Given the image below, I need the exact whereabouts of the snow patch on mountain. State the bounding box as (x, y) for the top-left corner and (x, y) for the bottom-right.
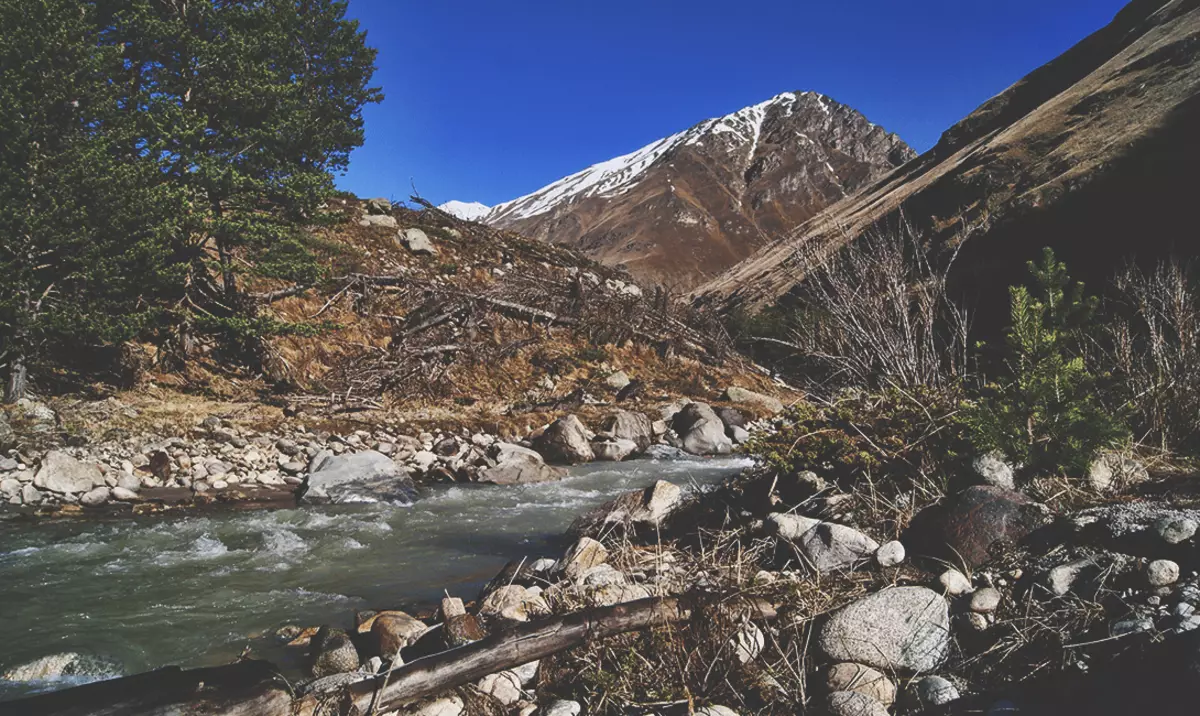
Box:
(438, 200), (492, 221)
(486, 91), (828, 224)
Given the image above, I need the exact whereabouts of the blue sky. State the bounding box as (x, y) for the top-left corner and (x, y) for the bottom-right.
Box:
(337, 0), (1130, 208)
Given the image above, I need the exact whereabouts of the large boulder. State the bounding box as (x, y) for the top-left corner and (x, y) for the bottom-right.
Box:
(478, 443), (564, 485)
(818, 587), (951, 673)
(533, 415), (595, 464)
(598, 411), (653, 453)
(33, 450), (103, 495)
(671, 403), (732, 456)
(767, 513), (879, 573)
(359, 214), (398, 229)
(722, 386), (785, 415)
(303, 450), (417, 504)
(907, 485), (1053, 568)
(569, 480), (685, 539)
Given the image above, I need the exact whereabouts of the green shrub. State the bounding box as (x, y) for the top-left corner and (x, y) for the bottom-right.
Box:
(742, 388), (969, 495)
(962, 249), (1126, 475)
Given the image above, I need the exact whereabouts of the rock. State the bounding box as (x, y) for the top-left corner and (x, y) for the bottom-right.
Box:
(876, 541), (906, 568)
(1, 652), (122, 682)
(304, 450), (416, 504)
(1110, 617), (1153, 637)
(20, 483), (41, 505)
(828, 691), (889, 716)
(570, 480), (685, 538)
(592, 437), (638, 462)
(369, 611), (430, 656)
(410, 451), (438, 472)
(972, 451), (1017, 490)
(478, 442), (564, 485)
(311, 627), (360, 677)
(1149, 559), (1181, 587)
(970, 587), (1002, 613)
(586, 583), (651, 606)
(605, 371), (631, 390)
(559, 537), (608, 580)
(965, 612), (990, 632)
(400, 228), (437, 256)
(479, 585), (549, 622)
(443, 613), (486, 648)
(1156, 517), (1198, 545)
(939, 568), (974, 596)
(102, 484), (136, 502)
(476, 671), (523, 705)
(695, 706), (738, 716)
(729, 425), (750, 444)
(0, 456), (18, 472)
(671, 403), (732, 455)
(766, 513), (879, 573)
(1088, 452), (1149, 492)
(0, 413), (14, 451)
(713, 406), (747, 429)
(365, 197), (393, 214)
(721, 386), (785, 415)
(733, 622), (765, 663)
(1045, 558), (1097, 597)
(511, 659), (539, 686)
(913, 675), (960, 707)
(826, 662), (896, 706)
(116, 472), (141, 492)
(818, 587), (951, 673)
(598, 411), (654, 452)
(33, 450), (103, 494)
(79, 486), (111, 507)
(396, 693), (465, 716)
(910, 485), (1053, 568)
(359, 214), (398, 228)
(542, 701), (582, 716)
(533, 415), (595, 464)
(0, 477), (19, 498)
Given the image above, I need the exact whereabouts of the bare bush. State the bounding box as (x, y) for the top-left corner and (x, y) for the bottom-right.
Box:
(785, 221), (969, 394)
(1103, 259), (1200, 453)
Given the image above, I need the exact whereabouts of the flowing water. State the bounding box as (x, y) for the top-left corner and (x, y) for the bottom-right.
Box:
(0, 454), (751, 701)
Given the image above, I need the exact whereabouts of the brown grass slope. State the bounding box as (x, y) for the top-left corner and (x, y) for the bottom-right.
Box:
(694, 0), (1200, 328)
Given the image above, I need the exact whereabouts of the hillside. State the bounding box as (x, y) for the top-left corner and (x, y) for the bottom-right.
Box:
(695, 0), (1200, 326)
(453, 92), (913, 290)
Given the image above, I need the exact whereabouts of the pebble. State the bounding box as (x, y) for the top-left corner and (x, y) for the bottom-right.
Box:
(913, 675), (960, 706)
(965, 612), (990, 632)
(939, 568), (974, 596)
(826, 662), (896, 705)
(970, 587), (1002, 613)
(1110, 617), (1154, 637)
(1148, 559), (1180, 587)
(542, 701), (582, 716)
(1173, 602), (1195, 618)
(875, 541), (905, 568)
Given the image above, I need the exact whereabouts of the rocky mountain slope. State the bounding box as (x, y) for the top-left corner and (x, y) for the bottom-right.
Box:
(695, 0), (1200, 326)
(455, 92), (913, 289)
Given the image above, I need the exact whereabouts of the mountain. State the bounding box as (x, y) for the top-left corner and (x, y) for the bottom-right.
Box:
(474, 92), (914, 289)
(695, 0), (1200, 328)
(438, 200), (492, 222)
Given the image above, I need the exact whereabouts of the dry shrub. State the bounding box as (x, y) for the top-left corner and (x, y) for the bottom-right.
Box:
(785, 221), (969, 396)
(1102, 259), (1200, 455)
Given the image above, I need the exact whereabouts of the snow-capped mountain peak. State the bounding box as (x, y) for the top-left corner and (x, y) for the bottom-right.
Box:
(438, 200), (492, 222)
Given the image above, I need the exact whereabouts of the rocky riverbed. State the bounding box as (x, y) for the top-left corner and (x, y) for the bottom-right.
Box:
(0, 387), (783, 517)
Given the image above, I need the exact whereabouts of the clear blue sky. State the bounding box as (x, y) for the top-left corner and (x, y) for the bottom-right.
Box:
(336, 0), (1130, 207)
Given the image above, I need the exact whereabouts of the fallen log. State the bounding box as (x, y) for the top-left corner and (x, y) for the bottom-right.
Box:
(5, 595), (775, 716)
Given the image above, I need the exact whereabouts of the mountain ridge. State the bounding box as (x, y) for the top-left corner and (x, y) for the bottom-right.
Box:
(445, 91), (914, 288)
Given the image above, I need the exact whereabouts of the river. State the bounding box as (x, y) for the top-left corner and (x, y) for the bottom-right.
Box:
(0, 453), (751, 701)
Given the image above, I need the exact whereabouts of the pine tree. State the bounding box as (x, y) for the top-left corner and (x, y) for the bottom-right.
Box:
(964, 248), (1127, 475)
(98, 0), (382, 363)
(0, 0), (184, 401)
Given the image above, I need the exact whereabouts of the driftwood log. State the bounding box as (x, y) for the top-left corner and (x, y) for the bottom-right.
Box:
(8, 595), (777, 716)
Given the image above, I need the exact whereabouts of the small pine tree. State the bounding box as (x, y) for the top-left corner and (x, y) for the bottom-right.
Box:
(964, 248), (1126, 475)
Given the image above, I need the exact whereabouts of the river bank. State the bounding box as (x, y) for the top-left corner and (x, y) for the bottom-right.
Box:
(0, 454), (751, 702)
